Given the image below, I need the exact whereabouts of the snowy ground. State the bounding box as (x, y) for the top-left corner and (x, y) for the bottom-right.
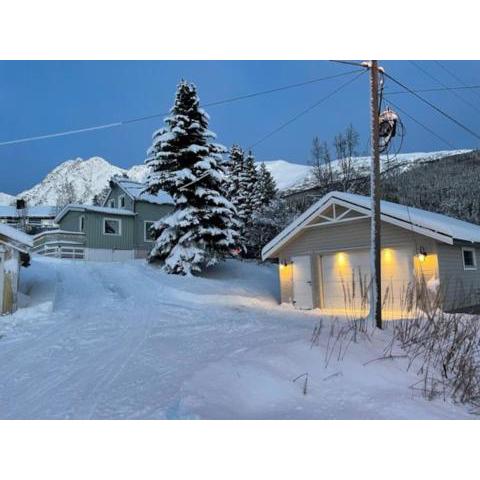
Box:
(0, 257), (473, 419)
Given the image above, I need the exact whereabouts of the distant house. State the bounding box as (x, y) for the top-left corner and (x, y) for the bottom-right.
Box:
(0, 203), (58, 234)
(0, 224), (32, 315)
(262, 191), (480, 314)
(33, 178), (173, 261)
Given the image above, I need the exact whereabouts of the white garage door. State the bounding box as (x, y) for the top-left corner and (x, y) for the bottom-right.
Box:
(321, 247), (412, 314)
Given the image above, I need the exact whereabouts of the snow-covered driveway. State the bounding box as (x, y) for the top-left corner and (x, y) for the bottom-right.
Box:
(0, 257), (472, 419)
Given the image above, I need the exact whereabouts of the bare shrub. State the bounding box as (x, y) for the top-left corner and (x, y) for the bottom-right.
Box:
(386, 278), (480, 410)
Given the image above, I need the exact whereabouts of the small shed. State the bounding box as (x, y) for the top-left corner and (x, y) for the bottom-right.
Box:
(0, 224), (32, 315)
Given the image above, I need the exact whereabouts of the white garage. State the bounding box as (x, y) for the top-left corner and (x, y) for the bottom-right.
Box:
(261, 191), (473, 317)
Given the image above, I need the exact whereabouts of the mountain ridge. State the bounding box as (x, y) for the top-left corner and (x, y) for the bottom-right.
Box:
(0, 150), (471, 206)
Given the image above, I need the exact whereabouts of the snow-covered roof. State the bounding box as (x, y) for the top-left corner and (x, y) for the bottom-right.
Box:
(112, 178), (173, 206)
(0, 205), (58, 218)
(55, 204), (136, 223)
(262, 191), (480, 260)
(0, 223), (33, 250)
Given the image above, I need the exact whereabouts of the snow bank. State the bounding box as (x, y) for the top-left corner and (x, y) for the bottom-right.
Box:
(0, 258), (471, 419)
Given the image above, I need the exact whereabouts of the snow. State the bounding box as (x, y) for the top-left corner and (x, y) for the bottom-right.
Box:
(262, 149), (472, 192)
(113, 178), (174, 205)
(263, 190), (480, 259)
(0, 150), (470, 207)
(0, 223), (33, 247)
(0, 192), (15, 206)
(0, 257), (472, 419)
(55, 204), (136, 223)
(0, 205), (57, 218)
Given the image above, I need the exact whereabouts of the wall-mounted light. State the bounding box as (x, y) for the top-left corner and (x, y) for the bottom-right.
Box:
(280, 259), (289, 268)
(417, 246), (427, 263)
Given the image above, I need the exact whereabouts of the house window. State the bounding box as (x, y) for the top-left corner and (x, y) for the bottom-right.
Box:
(119, 195), (126, 209)
(103, 218), (122, 236)
(462, 247), (477, 270)
(79, 215), (85, 232)
(108, 199), (115, 208)
(144, 221), (156, 242)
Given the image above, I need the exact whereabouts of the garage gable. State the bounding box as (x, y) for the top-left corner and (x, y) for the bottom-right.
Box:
(262, 191), (458, 261)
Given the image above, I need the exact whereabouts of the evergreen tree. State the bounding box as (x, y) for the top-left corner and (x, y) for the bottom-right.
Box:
(225, 144), (246, 208)
(241, 151), (262, 218)
(145, 80), (240, 275)
(256, 162), (277, 208)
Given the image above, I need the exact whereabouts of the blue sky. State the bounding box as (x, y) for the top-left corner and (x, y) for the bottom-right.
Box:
(0, 60), (479, 194)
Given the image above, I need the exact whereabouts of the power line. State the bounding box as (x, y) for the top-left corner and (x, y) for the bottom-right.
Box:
(409, 60), (480, 115)
(434, 61), (480, 103)
(383, 71), (480, 142)
(385, 84), (480, 95)
(249, 69), (367, 149)
(0, 69), (362, 148)
(386, 99), (455, 149)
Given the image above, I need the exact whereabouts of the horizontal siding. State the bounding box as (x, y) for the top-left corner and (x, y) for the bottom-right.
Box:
(277, 218), (434, 259)
(437, 244), (480, 309)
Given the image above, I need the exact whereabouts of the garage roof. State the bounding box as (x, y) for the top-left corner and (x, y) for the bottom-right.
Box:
(262, 191), (480, 260)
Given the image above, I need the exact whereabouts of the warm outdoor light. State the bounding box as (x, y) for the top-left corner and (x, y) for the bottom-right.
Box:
(281, 259), (289, 268)
(417, 247), (427, 263)
(336, 252), (347, 266)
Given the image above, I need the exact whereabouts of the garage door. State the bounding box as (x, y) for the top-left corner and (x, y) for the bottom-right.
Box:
(321, 247), (412, 314)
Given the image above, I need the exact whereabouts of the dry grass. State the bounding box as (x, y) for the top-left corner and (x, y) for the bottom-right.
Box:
(312, 273), (480, 412)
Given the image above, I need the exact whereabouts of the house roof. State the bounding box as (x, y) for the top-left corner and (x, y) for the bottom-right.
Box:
(0, 223), (33, 252)
(262, 191), (480, 260)
(55, 204), (136, 223)
(0, 205), (58, 218)
(110, 177), (174, 206)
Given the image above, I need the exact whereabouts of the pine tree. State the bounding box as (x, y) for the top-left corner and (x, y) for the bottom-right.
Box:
(241, 151), (261, 218)
(225, 145), (245, 207)
(145, 80), (240, 275)
(256, 162), (277, 208)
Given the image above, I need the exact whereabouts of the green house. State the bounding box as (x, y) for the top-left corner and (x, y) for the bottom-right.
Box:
(33, 178), (173, 261)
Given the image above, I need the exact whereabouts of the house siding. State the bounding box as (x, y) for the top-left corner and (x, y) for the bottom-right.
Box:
(59, 210), (84, 232)
(133, 201), (172, 252)
(437, 244), (480, 310)
(276, 218), (437, 307)
(84, 212), (134, 250)
(104, 184), (135, 211)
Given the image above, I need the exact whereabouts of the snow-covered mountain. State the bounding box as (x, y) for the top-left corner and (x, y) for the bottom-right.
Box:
(0, 192), (15, 206)
(13, 157), (147, 207)
(0, 149), (471, 207)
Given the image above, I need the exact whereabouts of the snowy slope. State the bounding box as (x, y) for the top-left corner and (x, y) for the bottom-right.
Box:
(277, 149), (472, 192)
(18, 157), (126, 206)
(0, 257), (471, 419)
(0, 149), (470, 207)
(0, 192), (15, 206)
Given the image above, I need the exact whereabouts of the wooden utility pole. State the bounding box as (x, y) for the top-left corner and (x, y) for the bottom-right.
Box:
(369, 60), (382, 329)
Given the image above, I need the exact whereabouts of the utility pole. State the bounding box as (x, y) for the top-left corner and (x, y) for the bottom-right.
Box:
(369, 60), (382, 329)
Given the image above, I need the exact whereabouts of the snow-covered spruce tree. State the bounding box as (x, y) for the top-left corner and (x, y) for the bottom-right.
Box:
(240, 151), (262, 219)
(226, 144), (245, 204)
(256, 162), (277, 209)
(145, 80), (240, 275)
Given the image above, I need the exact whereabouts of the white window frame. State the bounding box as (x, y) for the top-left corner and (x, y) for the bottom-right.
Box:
(119, 195), (126, 209)
(462, 247), (477, 270)
(103, 217), (122, 236)
(144, 220), (155, 242)
(108, 198), (116, 209)
(79, 215), (85, 232)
